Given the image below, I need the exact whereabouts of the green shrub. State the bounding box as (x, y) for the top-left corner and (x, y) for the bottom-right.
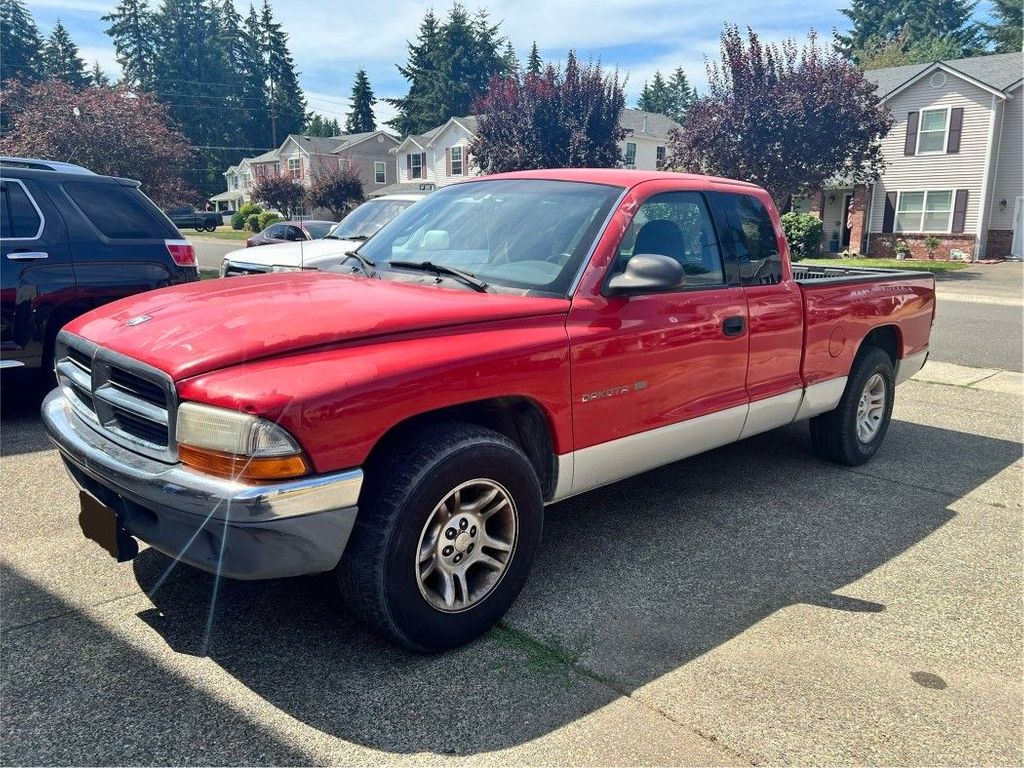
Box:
(246, 213), (262, 232)
(781, 212), (823, 261)
(238, 202), (262, 218)
(257, 211), (282, 231)
(230, 210), (245, 230)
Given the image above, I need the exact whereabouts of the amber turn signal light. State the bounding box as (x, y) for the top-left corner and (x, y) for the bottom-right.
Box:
(179, 444), (310, 482)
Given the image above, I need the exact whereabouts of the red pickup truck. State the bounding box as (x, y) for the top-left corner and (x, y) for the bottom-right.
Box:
(43, 169), (934, 651)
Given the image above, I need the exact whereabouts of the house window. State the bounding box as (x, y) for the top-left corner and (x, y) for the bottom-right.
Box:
(451, 146), (464, 176)
(338, 158), (351, 170)
(288, 158), (301, 178)
(656, 146), (666, 169)
(916, 108), (949, 154)
(242, 172), (251, 187)
(625, 142), (637, 168)
(375, 161), (386, 184)
(410, 152), (423, 179)
(896, 190), (953, 232)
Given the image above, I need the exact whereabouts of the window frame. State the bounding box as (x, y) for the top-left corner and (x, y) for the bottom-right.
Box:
(916, 106), (951, 155)
(656, 146), (666, 169)
(374, 161), (386, 184)
(410, 152), (423, 179)
(624, 142), (637, 169)
(608, 189), (729, 295)
(0, 179), (45, 241)
(450, 145), (464, 176)
(287, 157), (302, 178)
(895, 189), (955, 233)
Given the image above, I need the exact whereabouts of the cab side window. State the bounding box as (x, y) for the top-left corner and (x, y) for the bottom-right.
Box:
(616, 192), (724, 288)
(713, 193), (783, 285)
(0, 181), (42, 239)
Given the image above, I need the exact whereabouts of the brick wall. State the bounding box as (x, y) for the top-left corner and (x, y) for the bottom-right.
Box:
(985, 229), (1013, 259)
(868, 233), (977, 260)
(848, 185), (869, 255)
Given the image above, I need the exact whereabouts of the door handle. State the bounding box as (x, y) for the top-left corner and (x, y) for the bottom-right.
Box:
(6, 251), (48, 260)
(722, 316), (746, 337)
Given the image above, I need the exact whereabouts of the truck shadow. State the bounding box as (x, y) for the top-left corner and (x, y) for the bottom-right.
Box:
(0, 377), (53, 457)
(133, 419), (1019, 756)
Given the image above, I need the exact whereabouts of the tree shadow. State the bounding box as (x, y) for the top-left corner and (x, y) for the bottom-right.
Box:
(134, 418), (1020, 756)
(1, 375), (54, 457)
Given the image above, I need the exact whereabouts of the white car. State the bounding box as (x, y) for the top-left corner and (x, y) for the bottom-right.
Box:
(219, 193), (426, 277)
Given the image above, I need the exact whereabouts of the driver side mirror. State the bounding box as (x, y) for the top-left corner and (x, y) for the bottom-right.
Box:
(605, 254), (686, 296)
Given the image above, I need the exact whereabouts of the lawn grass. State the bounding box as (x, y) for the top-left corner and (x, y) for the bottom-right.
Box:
(200, 269), (220, 280)
(188, 227), (249, 242)
(798, 257), (969, 274)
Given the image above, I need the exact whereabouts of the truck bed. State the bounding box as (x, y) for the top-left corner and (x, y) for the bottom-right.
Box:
(792, 262), (932, 285)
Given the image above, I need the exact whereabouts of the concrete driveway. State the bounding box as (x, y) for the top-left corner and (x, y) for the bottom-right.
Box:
(2, 368), (1020, 766)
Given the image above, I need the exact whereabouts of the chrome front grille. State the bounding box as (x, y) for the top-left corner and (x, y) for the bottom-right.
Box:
(55, 332), (178, 462)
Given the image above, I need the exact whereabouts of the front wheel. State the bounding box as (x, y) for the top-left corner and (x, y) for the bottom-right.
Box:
(336, 422), (543, 651)
(810, 346), (895, 466)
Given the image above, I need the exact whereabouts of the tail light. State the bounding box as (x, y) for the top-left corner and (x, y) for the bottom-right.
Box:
(165, 239), (197, 267)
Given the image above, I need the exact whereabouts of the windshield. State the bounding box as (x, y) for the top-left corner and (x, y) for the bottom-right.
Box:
(304, 221), (334, 239)
(329, 198), (417, 239)
(358, 179), (623, 296)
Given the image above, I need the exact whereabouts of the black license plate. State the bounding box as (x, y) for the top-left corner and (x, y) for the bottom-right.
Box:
(78, 491), (136, 562)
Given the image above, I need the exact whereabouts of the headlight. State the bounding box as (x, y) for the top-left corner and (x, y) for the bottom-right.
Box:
(218, 259), (228, 277)
(271, 265), (300, 273)
(175, 402), (310, 481)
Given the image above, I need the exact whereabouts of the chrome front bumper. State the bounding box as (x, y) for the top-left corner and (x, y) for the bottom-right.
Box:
(42, 389), (363, 579)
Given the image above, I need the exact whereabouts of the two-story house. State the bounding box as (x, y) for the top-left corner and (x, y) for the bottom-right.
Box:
(384, 108), (681, 196)
(211, 130), (400, 216)
(796, 52), (1022, 260)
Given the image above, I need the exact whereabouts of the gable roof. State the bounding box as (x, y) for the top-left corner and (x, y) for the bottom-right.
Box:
(619, 108), (681, 140)
(330, 130), (399, 153)
(248, 148), (280, 164)
(865, 52), (1023, 100)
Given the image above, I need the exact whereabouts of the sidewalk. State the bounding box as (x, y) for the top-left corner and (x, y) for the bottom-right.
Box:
(913, 359), (1023, 394)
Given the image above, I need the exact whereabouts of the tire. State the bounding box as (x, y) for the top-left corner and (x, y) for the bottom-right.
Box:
(336, 421), (544, 652)
(810, 346), (895, 466)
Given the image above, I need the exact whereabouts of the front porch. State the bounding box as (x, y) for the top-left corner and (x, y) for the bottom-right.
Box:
(791, 186), (868, 255)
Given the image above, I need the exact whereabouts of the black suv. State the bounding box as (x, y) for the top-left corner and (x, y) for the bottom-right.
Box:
(0, 157), (199, 375)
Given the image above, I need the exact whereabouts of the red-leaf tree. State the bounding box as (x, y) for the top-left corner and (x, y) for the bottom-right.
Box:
(0, 78), (194, 206)
(666, 26), (892, 207)
(471, 51), (626, 173)
(251, 171), (306, 217)
(306, 165), (364, 219)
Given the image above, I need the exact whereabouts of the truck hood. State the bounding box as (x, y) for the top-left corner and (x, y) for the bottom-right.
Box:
(226, 238), (362, 268)
(65, 271), (570, 381)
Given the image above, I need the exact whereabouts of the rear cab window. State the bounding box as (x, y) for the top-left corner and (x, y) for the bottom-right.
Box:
(708, 192), (784, 285)
(0, 179), (43, 239)
(62, 181), (177, 239)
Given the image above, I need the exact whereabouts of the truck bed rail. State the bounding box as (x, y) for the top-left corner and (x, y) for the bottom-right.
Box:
(792, 262), (933, 286)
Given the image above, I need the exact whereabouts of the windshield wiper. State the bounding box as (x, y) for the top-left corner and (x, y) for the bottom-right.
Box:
(338, 250), (379, 278)
(387, 260), (489, 292)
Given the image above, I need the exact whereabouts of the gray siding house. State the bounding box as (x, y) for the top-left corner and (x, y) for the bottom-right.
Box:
(797, 52), (1022, 260)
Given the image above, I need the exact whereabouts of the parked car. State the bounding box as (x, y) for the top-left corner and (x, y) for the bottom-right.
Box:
(245, 219), (335, 248)
(0, 157), (198, 376)
(42, 169), (934, 652)
(164, 206), (221, 232)
(220, 194), (425, 276)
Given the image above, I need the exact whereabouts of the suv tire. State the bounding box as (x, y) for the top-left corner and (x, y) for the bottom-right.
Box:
(336, 422), (543, 651)
(810, 346), (895, 466)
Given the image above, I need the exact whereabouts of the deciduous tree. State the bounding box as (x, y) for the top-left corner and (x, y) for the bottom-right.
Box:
(0, 79), (194, 205)
(471, 52), (626, 173)
(251, 171), (305, 216)
(666, 26), (891, 208)
(345, 70), (377, 133)
(307, 166), (364, 219)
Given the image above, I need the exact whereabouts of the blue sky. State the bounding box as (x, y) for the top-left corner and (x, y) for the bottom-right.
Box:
(25, 0), (998, 128)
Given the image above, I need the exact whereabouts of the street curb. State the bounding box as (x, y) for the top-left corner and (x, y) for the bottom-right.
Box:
(913, 360), (1023, 393)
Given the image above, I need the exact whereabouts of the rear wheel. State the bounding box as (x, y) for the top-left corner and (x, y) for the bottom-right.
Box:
(810, 346), (895, 466)
(336, 422), (543, 651)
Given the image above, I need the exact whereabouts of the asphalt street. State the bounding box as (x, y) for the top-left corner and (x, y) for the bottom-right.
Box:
(190, 238), (238, 271)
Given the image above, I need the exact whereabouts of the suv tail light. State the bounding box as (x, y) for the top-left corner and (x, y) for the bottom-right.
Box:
(165, 239), (196, 267)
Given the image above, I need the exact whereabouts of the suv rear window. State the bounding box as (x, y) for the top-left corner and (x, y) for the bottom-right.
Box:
(63, 181), (174, 239)
(0, 180), (42, 239)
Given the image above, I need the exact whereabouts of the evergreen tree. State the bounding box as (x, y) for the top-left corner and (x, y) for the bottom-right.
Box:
(526, 41), (542, 76)
(345, 69), (377, 133)
(239, 3), (271, 148)
(984, 0), (1023, 53)
(637, 71), (672, 115)
(90, 61), (111, 86)
(387, 4), (509, 137)
(0, 0), (44, 82)
(502, 41), (519, 74)
(666, 67), (696, 122)
(212, 0), (249, 153)
(102, 0), (157, 86)
(261, 0), (306, 142)
(836, 0), (982, 61)
(41, 20), (89, 87)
